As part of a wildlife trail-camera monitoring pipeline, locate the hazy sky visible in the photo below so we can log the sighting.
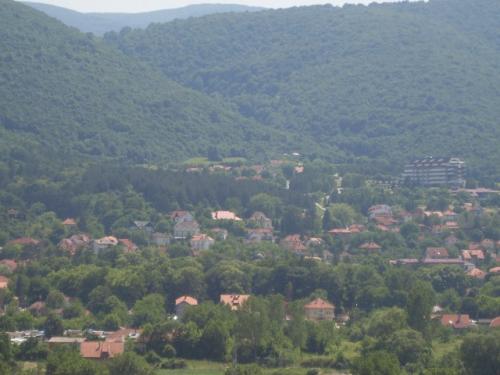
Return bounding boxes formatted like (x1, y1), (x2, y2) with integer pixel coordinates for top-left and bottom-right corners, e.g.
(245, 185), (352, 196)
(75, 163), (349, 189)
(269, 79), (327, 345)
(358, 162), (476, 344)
(24, 1), (399, 13)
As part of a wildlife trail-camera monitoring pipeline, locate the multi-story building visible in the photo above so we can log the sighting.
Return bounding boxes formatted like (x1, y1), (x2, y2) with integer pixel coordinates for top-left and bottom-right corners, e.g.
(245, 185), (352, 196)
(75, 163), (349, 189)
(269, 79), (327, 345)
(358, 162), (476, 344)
(402, 157), (465, 188)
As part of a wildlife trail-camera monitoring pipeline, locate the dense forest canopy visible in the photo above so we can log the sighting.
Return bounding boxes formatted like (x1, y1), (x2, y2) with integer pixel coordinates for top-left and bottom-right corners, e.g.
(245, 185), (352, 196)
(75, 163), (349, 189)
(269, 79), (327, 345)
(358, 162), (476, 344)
(106, 0), (500, 182)
(0, 0), (302, 168)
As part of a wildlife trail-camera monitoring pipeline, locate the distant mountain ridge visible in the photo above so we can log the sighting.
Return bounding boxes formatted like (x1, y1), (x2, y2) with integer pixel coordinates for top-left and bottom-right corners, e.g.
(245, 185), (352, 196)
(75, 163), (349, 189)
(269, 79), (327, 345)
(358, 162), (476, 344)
(105, 0), (500, 181)
(23, 2), (265, 34)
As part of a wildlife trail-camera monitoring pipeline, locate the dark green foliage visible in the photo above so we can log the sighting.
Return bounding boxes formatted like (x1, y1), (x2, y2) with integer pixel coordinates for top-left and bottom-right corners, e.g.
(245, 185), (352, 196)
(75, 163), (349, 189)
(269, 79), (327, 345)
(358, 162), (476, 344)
(460, 331), (500, 375)
(0, 0), (294, 169)
(107, 0), (500, 182)
(352, 351), (400, 375)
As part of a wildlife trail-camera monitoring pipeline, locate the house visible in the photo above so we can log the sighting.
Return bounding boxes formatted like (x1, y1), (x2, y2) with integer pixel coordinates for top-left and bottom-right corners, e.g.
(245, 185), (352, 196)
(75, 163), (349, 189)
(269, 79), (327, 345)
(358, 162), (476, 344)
(246, 228), (274, 244)
(280, 235), (307, 255)
(190, 234), (214, 251)
(489, 267), (500, 274)
(151, 232), (171, 246)
(0, 259), (18, 272)
(425, 247), (449, 259)
(466, 268), (486, 279)
(7, 208), (19, 220)
(170, 211), (194, 224)
(220, 294), (249, 311)
(440, 314), (473, 329)
(173, 220), (200, 239)
(359, 242), (382, 251)
(211, 211), (242, 221)
(307, 237), (324, 247)
(0, 276), (9, 289)
(304, 298), (335, 321)
(211, 228), (228, 241)
(175, 296), (198, 318)
(368, 205), (393, 219)
(118, 239), (138, 253)
(489, 317), (500, 328)
(62, 218), (77, 227)
(131, 221), (154, 233)
(328, 228), (354, 240)
(59, 234), (91, 255)
(93, 236), (119, 252)
(80, 341), (124, 360)
(462, 249), (485, 265)
(248, 212), (273, 229)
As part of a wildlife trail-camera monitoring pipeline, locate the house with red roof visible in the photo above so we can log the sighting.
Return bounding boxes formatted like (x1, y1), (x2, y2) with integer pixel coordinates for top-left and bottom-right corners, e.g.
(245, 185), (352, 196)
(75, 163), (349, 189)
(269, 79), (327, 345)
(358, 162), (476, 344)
(0, 276), (9, 289)
(280, 235), (307, 255)
(175, 296), (198, 318)
(462, 249), (485, 265)
(0, 259), (17, 272)
(190, 234), (214, 251)
(62, 218), (77, 227)
(489, 316), (500, 328)
(118, 239), (138, 253)
(80, 341), (124, 360)
(220, 294), (249, 311)
(304, 298), (335, 321)
(359, 242), (382, 251)
(466, 268), (487, 279)
(440, 314), (473, 329)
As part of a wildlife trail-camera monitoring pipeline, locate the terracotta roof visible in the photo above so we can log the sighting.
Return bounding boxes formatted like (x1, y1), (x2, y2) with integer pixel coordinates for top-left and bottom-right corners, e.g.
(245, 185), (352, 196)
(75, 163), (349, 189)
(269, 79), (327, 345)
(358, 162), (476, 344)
(304, 298), (335, 310)
(489, 317), (500, 328)
(62, 218), (77, 226)
(359, 242), (382, 251)
(106, 328), (142, 342)
(0, 276), (9, 289)
(220, 294), (249, 310)
(440, 314), (472, 329)
(0, 259), (17, 271)
(175, 296), (198, 306)
(467, 268), (487, 279)
(489, 267), (500, 274)
(211, 211), (242, 221)
(462, 249), (485, 261)
(80, 341), (124, 359)
(190, 234), (214, 242)
(118, 239), (138, 253)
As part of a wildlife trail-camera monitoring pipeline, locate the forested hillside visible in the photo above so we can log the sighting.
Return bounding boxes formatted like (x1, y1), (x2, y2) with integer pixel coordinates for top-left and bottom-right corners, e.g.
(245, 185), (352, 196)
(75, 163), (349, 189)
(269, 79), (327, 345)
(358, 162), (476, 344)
(0, 0), (299, 169)
(106, 0), (500, 181)
(24, 2), (264, 35)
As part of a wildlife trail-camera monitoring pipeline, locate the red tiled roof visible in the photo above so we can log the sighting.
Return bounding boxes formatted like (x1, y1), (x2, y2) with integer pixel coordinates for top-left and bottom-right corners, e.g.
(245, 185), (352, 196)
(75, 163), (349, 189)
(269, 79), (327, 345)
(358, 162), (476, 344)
(80, 341), (124, 359)
(220, 294), (249, 310)
(440, 314), (472, 329)
(175, 296), (198, 306)
(118, 239), (138, 253)
(489, 317), (500, 328)
(0, 259), (17, 271)
(62, 218), (77, 226)
(304, 298), (335, 310)
(359, 242), (382, 251)
(489, 267), (500, 274)
(0, 276), (9, 288)
(462, 249), (485, 261)
(467, 268), (487, 279)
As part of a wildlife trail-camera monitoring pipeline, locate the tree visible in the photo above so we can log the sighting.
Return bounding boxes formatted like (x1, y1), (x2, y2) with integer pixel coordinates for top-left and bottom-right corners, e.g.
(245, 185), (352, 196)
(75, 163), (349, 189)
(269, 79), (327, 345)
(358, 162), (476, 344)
(108, 352), (152, 375)
(352, 351), (400, 375)
(132, 294), (166, 327)
(44, 313), (64, 339)
(322, 209), (333, 231)
(407, 281), (435, 333)
(461, 331), (500, 375)
(200, 320), (229, 361)
(383, 329), (431, 366)
(46, 347), (107, 375)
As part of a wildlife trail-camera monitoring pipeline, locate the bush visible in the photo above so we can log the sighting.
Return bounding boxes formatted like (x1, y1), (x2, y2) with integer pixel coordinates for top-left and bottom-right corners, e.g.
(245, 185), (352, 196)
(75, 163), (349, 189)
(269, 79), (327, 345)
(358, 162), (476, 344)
(225, 364), (263, 375)
(160, 359), (187, 369)
(306, 370), (320, 375)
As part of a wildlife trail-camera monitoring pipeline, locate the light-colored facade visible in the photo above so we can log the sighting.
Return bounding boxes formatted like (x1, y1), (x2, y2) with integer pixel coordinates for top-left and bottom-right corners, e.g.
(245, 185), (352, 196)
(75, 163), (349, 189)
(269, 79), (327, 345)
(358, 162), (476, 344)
(402, 157), (465, 188)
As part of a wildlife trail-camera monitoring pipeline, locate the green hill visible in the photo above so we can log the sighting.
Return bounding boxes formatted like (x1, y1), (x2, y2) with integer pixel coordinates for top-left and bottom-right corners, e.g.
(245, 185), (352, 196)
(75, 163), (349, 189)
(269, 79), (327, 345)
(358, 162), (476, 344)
(0, 0), (298, 168)
(24, 2), (265, 35)
(106, 0), (500, 181)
